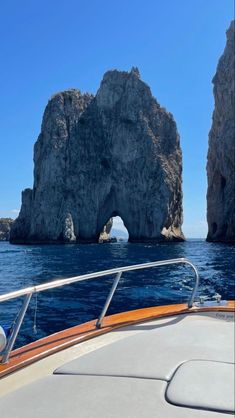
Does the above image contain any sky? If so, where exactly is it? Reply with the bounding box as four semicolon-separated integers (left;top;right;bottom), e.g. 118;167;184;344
0;0;233;238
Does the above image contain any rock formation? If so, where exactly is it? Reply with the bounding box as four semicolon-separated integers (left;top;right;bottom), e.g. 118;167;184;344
207;21;235;243
11;68;184;244
0;218;14;241
99;218;113;242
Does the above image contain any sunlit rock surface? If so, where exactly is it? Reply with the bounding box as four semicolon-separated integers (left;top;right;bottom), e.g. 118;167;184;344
11;69;184;244
99;218;113;242
207;21;235;243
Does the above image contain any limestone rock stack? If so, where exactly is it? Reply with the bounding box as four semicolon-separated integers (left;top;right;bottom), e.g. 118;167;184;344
207;21;235;242
11;69;184;244
0;218;14;241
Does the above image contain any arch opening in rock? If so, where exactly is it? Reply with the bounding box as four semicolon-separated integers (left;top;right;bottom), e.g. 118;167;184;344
99;215;129;243
110;216;129;241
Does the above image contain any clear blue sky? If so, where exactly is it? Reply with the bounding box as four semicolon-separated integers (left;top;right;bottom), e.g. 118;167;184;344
0;0;233;238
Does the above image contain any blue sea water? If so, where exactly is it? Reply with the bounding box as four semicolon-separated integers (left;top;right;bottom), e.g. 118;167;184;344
0;240;234;348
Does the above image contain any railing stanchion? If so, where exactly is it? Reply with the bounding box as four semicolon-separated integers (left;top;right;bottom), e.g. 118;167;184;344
185;261;200;308
1;293;32;364
96;272;123;328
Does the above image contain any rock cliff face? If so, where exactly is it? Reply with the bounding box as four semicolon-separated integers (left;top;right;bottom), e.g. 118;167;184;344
207;21;235;242
0;218;14;241
11;68;184;244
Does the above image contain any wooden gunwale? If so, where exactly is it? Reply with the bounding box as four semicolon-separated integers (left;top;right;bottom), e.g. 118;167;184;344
0;301;234;379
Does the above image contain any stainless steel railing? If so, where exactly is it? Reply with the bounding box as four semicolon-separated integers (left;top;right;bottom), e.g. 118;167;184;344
0;258;199;363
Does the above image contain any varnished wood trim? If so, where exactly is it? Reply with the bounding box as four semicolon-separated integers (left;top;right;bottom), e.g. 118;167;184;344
0;301;234;379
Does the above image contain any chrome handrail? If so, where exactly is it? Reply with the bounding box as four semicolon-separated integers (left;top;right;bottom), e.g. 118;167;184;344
0;258;199;363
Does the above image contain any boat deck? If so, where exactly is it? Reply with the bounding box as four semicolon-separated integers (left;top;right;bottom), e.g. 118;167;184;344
0;308;234;417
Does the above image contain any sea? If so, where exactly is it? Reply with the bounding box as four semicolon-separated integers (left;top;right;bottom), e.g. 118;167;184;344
0;240;234;348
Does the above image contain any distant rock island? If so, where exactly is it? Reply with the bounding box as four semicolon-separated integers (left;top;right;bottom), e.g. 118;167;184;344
10;68;184;244
207;21;235;243
0;218;14;241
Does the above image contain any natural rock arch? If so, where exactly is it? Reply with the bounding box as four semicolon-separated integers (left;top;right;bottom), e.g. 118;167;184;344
11;68;184;244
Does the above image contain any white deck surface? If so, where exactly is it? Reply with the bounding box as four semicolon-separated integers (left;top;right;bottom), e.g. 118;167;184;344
0;311;234;417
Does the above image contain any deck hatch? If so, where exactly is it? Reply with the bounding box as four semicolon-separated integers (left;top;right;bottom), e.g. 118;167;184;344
166;360;235;414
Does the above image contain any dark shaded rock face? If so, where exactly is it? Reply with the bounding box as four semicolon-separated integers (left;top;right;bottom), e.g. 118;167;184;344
11;69;184;244
207;21;235;243
0;218;14;241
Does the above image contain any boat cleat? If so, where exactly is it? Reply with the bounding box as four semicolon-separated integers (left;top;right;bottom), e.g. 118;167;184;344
194;293;228;307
